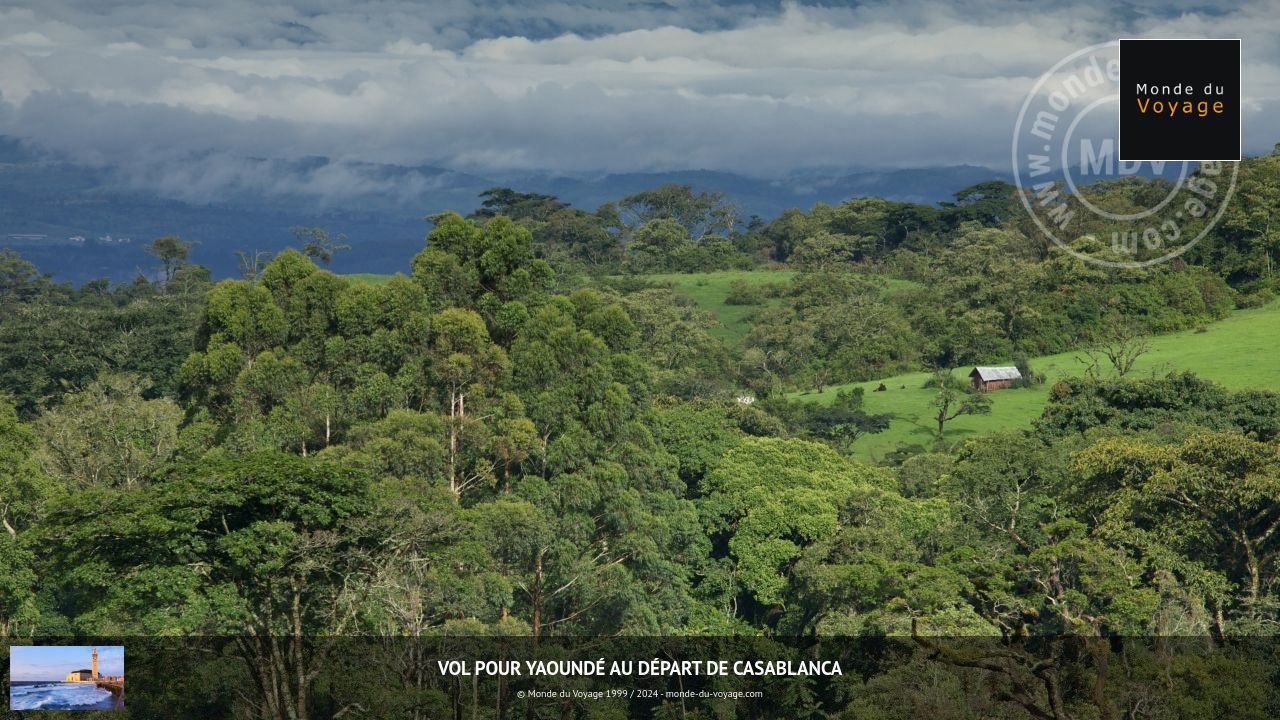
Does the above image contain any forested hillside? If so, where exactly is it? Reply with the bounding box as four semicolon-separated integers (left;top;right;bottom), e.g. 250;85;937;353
0;136;1003;284
3;152;1280;718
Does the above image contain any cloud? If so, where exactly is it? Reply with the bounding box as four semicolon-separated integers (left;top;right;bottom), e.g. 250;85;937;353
1;0;1277;203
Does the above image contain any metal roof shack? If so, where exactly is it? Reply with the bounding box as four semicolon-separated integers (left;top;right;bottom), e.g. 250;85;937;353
969;366;1022;392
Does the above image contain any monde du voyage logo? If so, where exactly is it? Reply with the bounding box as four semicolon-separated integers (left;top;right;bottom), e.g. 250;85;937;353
1013;39;1241;268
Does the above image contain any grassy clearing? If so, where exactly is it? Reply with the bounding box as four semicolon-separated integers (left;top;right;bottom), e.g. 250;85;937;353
792;300;1280;463
639;270;919;344
345;273;395;285
639;270;796;343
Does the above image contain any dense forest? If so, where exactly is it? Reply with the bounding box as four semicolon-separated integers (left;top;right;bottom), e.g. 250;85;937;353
3;151;1280;719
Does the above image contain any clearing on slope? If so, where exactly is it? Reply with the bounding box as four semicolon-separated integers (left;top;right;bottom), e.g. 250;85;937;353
792;300;1280;462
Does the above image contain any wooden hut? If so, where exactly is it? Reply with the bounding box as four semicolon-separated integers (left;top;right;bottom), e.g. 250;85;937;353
969;366;1022;392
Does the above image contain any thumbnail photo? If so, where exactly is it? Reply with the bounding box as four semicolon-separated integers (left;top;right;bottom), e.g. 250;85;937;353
8;646;124;711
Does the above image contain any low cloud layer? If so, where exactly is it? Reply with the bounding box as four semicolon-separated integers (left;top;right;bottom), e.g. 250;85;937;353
2;0;1279;201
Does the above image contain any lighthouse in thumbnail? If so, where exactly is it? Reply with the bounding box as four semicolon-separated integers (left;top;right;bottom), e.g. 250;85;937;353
62;647;102;682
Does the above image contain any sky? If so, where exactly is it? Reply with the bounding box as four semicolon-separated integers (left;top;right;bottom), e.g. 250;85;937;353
9;646;125;681
1;0;1278;199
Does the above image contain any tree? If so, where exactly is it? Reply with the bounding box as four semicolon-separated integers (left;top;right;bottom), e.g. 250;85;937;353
291;227;351;267
534;208;617;266
0;389;53;648
275;383;344;456
701;437;894;609
939;181;1017;227
412;213;553;312
0;396;51;540
1076;432;1280;631
0;531;38;639
36;374;183;489
469;187;568;222
928;432;1163;720
741;308;818;394
626;218;695;272
321;410;447;483
1094;314;1152;377
429;308;511;499
144;235;198;282
615;183;738;239
235;249;274;282
202;279;287;363
760;207;812;261
791;230;864;270
0;282;201;419
1036;372;1280;442
943;431;1065;559
918;227;1044;364
499;301;704;638
797;389;891;452
0;411;55;644
357;472;517;667
46;452;375;720
931;369;991;440
1200;152;1280;283
783;481;970;636
0;249;44;307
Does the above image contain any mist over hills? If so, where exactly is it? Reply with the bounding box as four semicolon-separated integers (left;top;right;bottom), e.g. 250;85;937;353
0;137;1006;283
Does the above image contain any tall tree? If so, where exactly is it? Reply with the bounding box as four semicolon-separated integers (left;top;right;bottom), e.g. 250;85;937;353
413;213;553;313
201;279;288;363
615;184;738;238
428;308;511;499
470;188;568;222
291;227;351;267
144;235;198;282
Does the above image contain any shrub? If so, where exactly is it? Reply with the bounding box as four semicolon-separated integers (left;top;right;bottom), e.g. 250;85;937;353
1238;288;1276;309
1014;356;1045;387
725;280;768;306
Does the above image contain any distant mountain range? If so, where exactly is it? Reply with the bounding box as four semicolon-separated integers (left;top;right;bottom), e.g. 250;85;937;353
0;136;1006;283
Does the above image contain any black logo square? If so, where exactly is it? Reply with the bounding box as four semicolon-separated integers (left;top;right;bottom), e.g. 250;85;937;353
1119;39;1240;161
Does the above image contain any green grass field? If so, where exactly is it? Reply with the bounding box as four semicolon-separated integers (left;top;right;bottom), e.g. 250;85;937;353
345;272;395;285
792;300;1280;463
639;270;796;343
639;270;919;344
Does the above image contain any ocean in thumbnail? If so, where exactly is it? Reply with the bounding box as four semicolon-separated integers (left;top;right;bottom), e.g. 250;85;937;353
9;681;120;710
